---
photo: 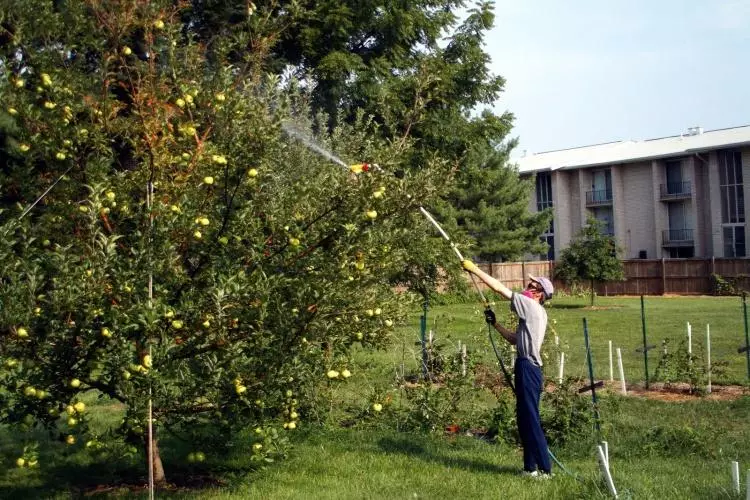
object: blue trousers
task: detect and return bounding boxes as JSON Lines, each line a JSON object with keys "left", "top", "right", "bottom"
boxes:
{"left": 514, "top": 358, "right": 551, "bottom": 473}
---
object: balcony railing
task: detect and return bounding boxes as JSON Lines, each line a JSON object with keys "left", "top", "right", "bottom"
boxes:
{"left": 586, "top": 189, "right": 613, "bottom": 206}
{"left": 662, "top": 228, "right": 694, "bottom": 247}
{"left": 660, "top": 181, "right": 692, "bottom": 200}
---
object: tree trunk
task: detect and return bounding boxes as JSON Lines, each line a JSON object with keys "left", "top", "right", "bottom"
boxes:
{"left": 150, "top": 437, "right": 167, "bottom": 487}
{"left": 590, "top": 279, "right": 595, "bottom": 306}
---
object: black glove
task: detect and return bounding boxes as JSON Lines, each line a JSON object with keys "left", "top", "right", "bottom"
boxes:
{"left": 484, "top": 308, "right": 496, "bottom": 326}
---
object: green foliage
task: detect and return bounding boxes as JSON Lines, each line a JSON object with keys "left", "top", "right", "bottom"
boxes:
{"left": 0, "top": 0, "right": 454, "bottom": 479}
{"left": 540, "top": 378, "right": 594, "bottom": 447}
{"left": 641, "top": 425, "right": 713, "bottom": 458}
{"left": 554, "top": 218, "right": 625, "bottom": 305}
{"left": 652, "top": 339, "right": 728, "bottom": 393}
{"left": 709, "top": 273, "right": 747, "bottom": 296}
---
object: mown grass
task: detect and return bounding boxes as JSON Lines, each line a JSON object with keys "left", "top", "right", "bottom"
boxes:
{"left": 1, "top": 295, "right": 749, "bottom": 499}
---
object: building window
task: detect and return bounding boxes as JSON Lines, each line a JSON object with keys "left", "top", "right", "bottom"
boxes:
{"left": 723, "top": 226, "right": 746, "bottom": 258}
{"left": 719, "top": 150, "right": 744, "bottom": 224}
{"left": 536, "top": 172, "right": 554, "bottom": 260}
{"left": 536, "top": 172, "right": 553, "bottom": 211}
{"left": 719, "top": 150, "right": 745, "bottom": 257}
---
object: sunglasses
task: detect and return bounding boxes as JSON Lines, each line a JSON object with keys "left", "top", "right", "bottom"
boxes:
{"left": 526, "top": 282, "right": 542, "bottom": 292}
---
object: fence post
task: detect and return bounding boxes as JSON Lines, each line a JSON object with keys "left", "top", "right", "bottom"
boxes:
{"left": 661, "top": 257, "right": 666, "bottom": 295}
{"left": 640, "top": 296, "right": 650, "bottom": 389}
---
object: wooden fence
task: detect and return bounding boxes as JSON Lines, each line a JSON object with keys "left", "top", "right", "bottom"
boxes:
{"left": 474, "top": 258, "right": 750, "bottom": 296}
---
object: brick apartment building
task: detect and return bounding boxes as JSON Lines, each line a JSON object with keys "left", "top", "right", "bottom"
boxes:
{"left": 515, "top": 125, "right": 750, "bottom": 261}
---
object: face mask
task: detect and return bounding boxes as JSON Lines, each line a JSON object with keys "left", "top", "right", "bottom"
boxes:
{"left": 522, "top": 290, "right": 535, "bottom": 299}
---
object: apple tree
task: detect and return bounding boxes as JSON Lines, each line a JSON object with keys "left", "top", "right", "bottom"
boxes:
{"left": 0, "top": 0, "right": 454, "bottom": 483}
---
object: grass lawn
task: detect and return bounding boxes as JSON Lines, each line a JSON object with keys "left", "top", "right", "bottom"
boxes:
{"left": 1, "top": 295, "right": 749, "bottom": 499}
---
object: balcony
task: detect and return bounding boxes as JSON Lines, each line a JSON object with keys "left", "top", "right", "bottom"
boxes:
{"left": 586, "top": 189, "right": 613, "bottom": 207}
{"left": 660, "top": 181, "right": 692, "bottom": 201}
{"left": 662, "top": 228, "right": 694, "bottom": 247}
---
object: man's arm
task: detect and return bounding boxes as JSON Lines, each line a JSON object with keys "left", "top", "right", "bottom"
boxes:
{"left": 484, "top": 309, "right": 517, "bottom": 345}
{"left": 493, "top": 322, "right": 517, "bottom": 345}
{"left": 462, "top": 260, "right": 513, "bottom": 300}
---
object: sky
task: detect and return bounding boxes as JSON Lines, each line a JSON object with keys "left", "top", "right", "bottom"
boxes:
{"left": 484, "top": 0, "right": 750, "bottom": 157}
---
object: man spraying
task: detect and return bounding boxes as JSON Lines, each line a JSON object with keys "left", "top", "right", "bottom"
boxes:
{"left": 462, "top": 260, "right": 554, "bottom": 478}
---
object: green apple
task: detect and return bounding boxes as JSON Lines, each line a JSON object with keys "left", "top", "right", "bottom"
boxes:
{"left": 355, "top": 332, "right": 363, "bottom": 340}
{"left": 14, "top": 79, "right": 24, "bottom": 88}
{"left": 194, "top": 451, "right": 206, "bottom": 462}
{"left": 101, "top": 327, "right": 112, "bottom": 338}
{"left": 36, "top": 389, "right": 47, "bottom": 399}
{"left": 66, "top": 405, "right": 75, "bottom": 415}
{"left": 187, "top": 452, "right": 196, "bottom": 463}
{"left": 105, "top": 191, "right": 115, "bottom": 201}
{"left": 66, "top": 434, "right": 76, "bottom": 445}
{"left": 203, "top": 176, "right": 214, "bottom": 185}
{"left": 5, "top": 358, "right": 18, "bottom": 367}
{"left": 8, "top": 107, "right": 18, "bottom": 115}
{"left": 48, "top": 407, "right": 60, "bottom": 417}
{"left": 326, "top": 370, "right": 339, "bottom": 379}
{"left": 218, "top": 236, "right": 229, "bottom": 245}
{"left": 122, "top": 370, "right": 131, "bottom": 380}
{"left": 17, "top": 327, "right": 29, "bottom": 338}
{"left": 385, "top": 319, "right": 393, "bottom": 327}
{"left": 67, "top": 417, "right": 78, "bottom": 426}
{"left": 19, "top": 143, "right": 30, "bottom": 152}
{"left": 252, "top": 443, "right": 263, "bottom": 451}
{"left": 202, "top": 319, "right": 210, "bottom": 328}
{"left": 366, "top": 309, "right": 374, "bottom": 317}
{"left": 341, "top": 369, "right": 351, "bottom": 378}
{"left": 288, "top": 237, "right": 300, "bottom": 247}
{"left": 171, "top": 320, "right": 183, "bottom": 329}
{"left": 235, "top": 384, "right": 247, "bottom": 395}
{"left": 44, "top": 101, "right": 56, "bottom": 109}
{"left": 247, "top": 168, "right": 258, "bottom": 177}
{"left": 154, "top": 19, "right": 165, "bottom": 29}
{"left": 165, "top": 310, "right": 175, "bottom": 318}
{"left": 366, "top": 210, "right": 377, "bottom": 220}
{"left": 70, "top": 378, "right": 81, "bottom": 388}
{"left": 23, "top": 386, "right": 36, "bottom": 397}
{"left": 373, "top": 403, "right": 383, "bottom": 412}
{"left": 193, "top": 230, "right": 202, "bottom": 239}
{"left": 287, "top": 421, "right": 297, "bottom": 430}
{"left": 170, "top": 205, "right": 181, "bottom": 213}
{"left": 211, "top": 155, "right": 227, "bottom": 165}
{"left": 42, "top": 239, "right": 50, "bottom": 247}
{"left": 41, "top": 73, "right": 52, "bottom": 86}
{"left": 215, "top": 92, "right": 226, "bottom": 102}
{"left": 16, "top": 458, "right": 25, "bottom": 468}
{"left": 74, "top": 401, "right": 86, "bottom": 413}
{"left": 121, "top": 46, "right": 132, "bottom": 55}
{"left": 175, "top": 98, "right": 185, "bottom": 108}
{"left": 355, "top": 261, "right": 365, "bottom": 270}
{"left": 142, "top": 355, "right": 153, "bottom": 368}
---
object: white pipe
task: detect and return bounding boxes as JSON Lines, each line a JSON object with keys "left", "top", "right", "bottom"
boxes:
{"left": 510, "top": 346, "right": 515, "bottom": 371}
{"left": 732, "top": 461, "right": 740, "bottom": 495}
{"left": 617, "top": 348, "right": 626, "bottom": 395}
{"left": 558, "top": 352, "right": 565, "bottom": 384}
{"left": 597, "top": 445, "right": 618, "bottom": 498}
{"left": 746, "top": 469, "right": 749, "bottom": 500}
{"left": 608, "top": 340, "right": 614, "bottom": 382}
{"left": 706, "top": 324, "right": 712, "bottom": 394}
{"left": 602, "top": 440, "right": 609, "bottom": 468}
{"left": 461, "top": 344, "right": 467, "bottom": 377}
{"left": 687, "top": 322, "right": 692, "bottom": 355}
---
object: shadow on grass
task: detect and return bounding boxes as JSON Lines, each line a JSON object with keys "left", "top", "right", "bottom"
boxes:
{"left": 377, "top": 436, "right": 519, "bottom": 475}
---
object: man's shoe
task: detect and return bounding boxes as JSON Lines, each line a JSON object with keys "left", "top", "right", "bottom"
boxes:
{"left": 521, "top": 470, "right": 540, "bottom": 478}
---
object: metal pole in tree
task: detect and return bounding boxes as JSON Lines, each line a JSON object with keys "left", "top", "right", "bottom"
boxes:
{"left": 641, "top": 295, "right": 650, "bottom": 389}
{"left": 743, "top": 293, "right": 750, "bottom": 381}
{"left": 583, "top": 318, "right": 601, "bottom": 434}
{"left": 420, "top": 293, "right": 429, "bottom": 380}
